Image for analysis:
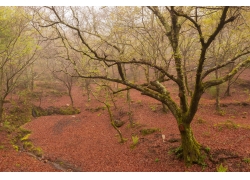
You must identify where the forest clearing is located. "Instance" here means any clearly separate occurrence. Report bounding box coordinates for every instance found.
[0,6,250,172]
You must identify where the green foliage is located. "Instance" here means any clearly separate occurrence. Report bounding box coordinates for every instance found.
[2,121,15,133]
[32,147,43,157]
[155,158,159,162]
[130,135,139,149]
[204,147,210,153]
[140,128,161,136]
[23,141,33,149]
[216,163,228,172]
[12,144,19,151]
[20,133,31,142]
[243,158,250,163]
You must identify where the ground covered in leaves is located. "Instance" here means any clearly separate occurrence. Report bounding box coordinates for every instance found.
[1,70,250,172]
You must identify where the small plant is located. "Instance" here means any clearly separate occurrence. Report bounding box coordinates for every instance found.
[155,158,159,162]
[15,163,21,167]
[204,147,210,153]
[20,133,31,142]
[23,141,33,149]
[218,110,226,116]
[130,135,139,149]
[216,163,228,172]
[0,145,4,150]
[149,104,157,112]
[32,147,43,157]
[243,158,250,163]
[12,145,19,151]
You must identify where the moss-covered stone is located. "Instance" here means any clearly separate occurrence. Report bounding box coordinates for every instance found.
[140,128,161,136]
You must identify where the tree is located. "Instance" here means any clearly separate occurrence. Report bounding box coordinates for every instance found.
[49,60,76,107]
[0,7,41,122]
[32,6,250,165]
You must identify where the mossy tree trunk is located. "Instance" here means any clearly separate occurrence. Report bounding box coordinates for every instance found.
[215,69,220,111]
[178,122,201,165]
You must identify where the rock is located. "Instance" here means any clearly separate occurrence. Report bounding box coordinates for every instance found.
[162,134,165,142]
[114,119,125,127]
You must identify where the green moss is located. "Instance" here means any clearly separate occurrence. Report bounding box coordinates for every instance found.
[140,128,161,136]
[20,133,31,142]
[59,106,80,115]
[214,120,240,130]
[12,144,19,151]
[243,158,250,163]
[0,145,5,150]
[32,147,43,157]
[23,141,33,149]
[32,105,81,117]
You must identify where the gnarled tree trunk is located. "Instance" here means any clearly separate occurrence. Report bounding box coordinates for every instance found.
[178,122,201,165]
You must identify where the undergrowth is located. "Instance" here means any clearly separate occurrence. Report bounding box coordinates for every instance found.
[214,120,250,130]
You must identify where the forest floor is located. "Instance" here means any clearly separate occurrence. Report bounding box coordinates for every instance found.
[1,69,250,172]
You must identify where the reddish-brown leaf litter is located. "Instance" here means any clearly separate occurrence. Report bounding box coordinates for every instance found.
[1,69,250,174]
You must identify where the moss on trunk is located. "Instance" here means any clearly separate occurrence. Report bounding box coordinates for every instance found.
[178,123,202,165]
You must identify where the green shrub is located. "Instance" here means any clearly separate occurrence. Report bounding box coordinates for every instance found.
[216,163,227,172]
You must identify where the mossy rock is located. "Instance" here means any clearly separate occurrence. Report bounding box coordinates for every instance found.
[58,106,81,115]
[32,105,81,117]
[140,128,161,136]
[114,119,125,127]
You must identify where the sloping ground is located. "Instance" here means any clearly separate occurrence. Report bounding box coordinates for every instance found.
[24,77,250,171]
[1,68,250,172]
[0,131,60,172]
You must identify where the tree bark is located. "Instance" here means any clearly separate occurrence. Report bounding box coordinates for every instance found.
[215,69,220,110]
[178,122,201,165]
